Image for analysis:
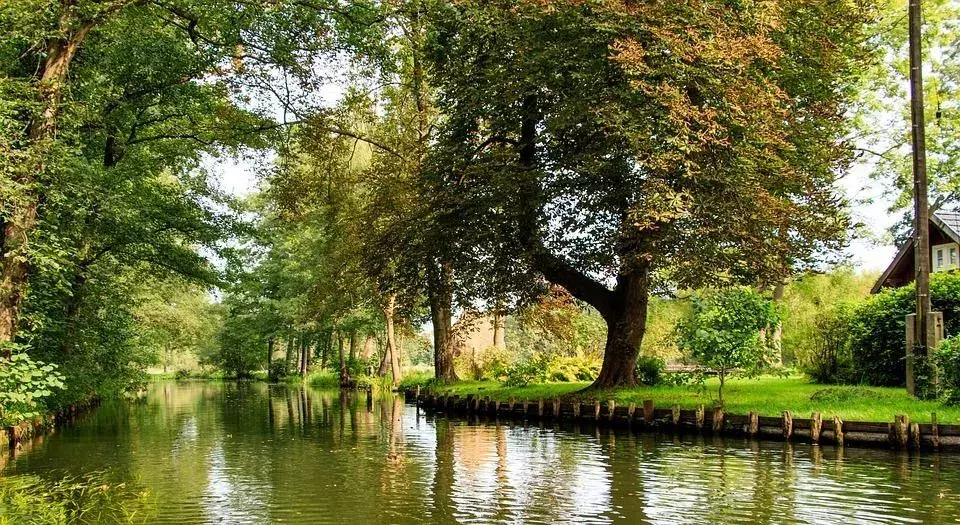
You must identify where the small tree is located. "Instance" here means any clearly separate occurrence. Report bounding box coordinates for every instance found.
[677,288,780,405]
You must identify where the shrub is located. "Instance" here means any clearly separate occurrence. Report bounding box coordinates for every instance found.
[803,304,855,384]
[848,273,960,387]
[546,352,600,382]
[174,368,192,380]
[0,351,65,426]
[936,336,960,404]
[635,355,665,386]
[502,358,548,387]
[268,361,287,383]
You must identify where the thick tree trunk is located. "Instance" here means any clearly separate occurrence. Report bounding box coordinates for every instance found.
[0,21,97,352]
[590,271,651,389]
[428,262,458,383]
[361,335,374,361]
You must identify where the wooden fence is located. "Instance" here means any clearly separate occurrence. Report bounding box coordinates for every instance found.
[406,388,960,451]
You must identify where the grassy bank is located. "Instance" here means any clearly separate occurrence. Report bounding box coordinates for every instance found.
[407,375,960,424]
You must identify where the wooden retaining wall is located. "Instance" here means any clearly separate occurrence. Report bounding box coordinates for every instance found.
[405,389,960,451]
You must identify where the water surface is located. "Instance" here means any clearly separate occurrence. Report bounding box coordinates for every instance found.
[4,381,960,524]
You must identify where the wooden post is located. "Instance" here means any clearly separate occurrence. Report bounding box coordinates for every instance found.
[810,412,822,444]
[910,422,921,450]
[932,412,941,450]
[553,398,560,418]
[893,414,909,448]
[627,403,636,421]
[538,399,545,417]
[608,400,616,422]
[782,411,793,441]
[573,403,581,419]
[696,405,705,431]
[594,400,601,420]
[523,399,529,415]
[643,400,654,424]
[508,397,515,411]
[834,415,844,446]
[415,386,421,405]
[746,411,759,437]
[671,405,680,427]
[712,406,724,433]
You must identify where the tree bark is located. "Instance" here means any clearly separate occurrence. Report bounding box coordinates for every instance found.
[338,335,349,386]
[383,295,402,386]
[591,270,651,388]
[428,261,458,383]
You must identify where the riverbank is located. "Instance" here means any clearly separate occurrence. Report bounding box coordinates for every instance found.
[402,375,960,424]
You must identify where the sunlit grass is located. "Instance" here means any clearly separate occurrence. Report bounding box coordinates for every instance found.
[415,375,960,424]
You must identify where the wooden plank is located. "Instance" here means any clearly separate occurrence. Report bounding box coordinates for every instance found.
[842,421,890,433]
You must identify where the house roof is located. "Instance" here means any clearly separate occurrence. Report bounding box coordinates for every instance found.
[870,210,960,294]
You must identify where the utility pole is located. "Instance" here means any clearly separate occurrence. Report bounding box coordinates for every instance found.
[909,0,936,395]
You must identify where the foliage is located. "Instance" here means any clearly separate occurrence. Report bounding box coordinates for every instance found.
[0,351,64,426]
[844,273,960,387]
[502,358,548,388]
[268,361,287,383]
[802,303,857,384]
[779,269,876,366]
[676,287,780,404]
[635,355,665,387]
[935,336,960,405]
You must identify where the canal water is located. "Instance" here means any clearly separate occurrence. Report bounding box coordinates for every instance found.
[3,381,960,524]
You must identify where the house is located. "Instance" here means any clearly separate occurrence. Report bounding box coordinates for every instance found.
[872,211,960,293]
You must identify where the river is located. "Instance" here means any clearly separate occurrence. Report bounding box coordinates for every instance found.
[3,381,960,524]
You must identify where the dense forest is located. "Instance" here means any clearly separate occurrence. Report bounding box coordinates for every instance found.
[2,0,959,425]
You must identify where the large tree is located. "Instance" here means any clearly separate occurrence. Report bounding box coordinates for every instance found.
[426,0,871,387]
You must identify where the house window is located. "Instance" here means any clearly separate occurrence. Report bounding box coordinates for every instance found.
[938,249,944,270]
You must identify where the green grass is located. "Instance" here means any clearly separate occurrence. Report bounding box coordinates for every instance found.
[414,375,960,424]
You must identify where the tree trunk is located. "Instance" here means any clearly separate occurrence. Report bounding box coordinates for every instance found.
[286,337,296,373]
[362,335,374,361]
[267,338,274,370]
[492,311,505,348]
[349,331,358,362]
[590,271,651,389]
[300,336,309,377]
[428,261,458,383]
[338,335,349,386]
[383,295,402,386]
[0,20,98,352]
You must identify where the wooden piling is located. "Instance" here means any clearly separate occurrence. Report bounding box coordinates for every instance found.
[932,412,941,450]
[782,411,793,441]
[696,405,705,431]
[834,415,844,446]
[712,406,724,433]
[553,398,560,418]
[746,411,759,436]
[910,422,921,450]
[415,386,421,405]
[573,403,581,419]
[810,412,822,444]
[628,403,636,421]
[672,405,680,427]
[892,414,909,449]
[594,400,601,420]
[643,400,654,424]
[608,400,616,422]
[538,399,545,417]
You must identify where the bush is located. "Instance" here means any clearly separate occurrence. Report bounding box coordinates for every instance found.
[936,336,960,404]
[268,361,287,383]
[635,355,665,386]
[174,368,192,380]
[0,351,65,426]
[803,304,855,384]
[502,359,547,387]
[848,273,960,387]
[546,352,600,382]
